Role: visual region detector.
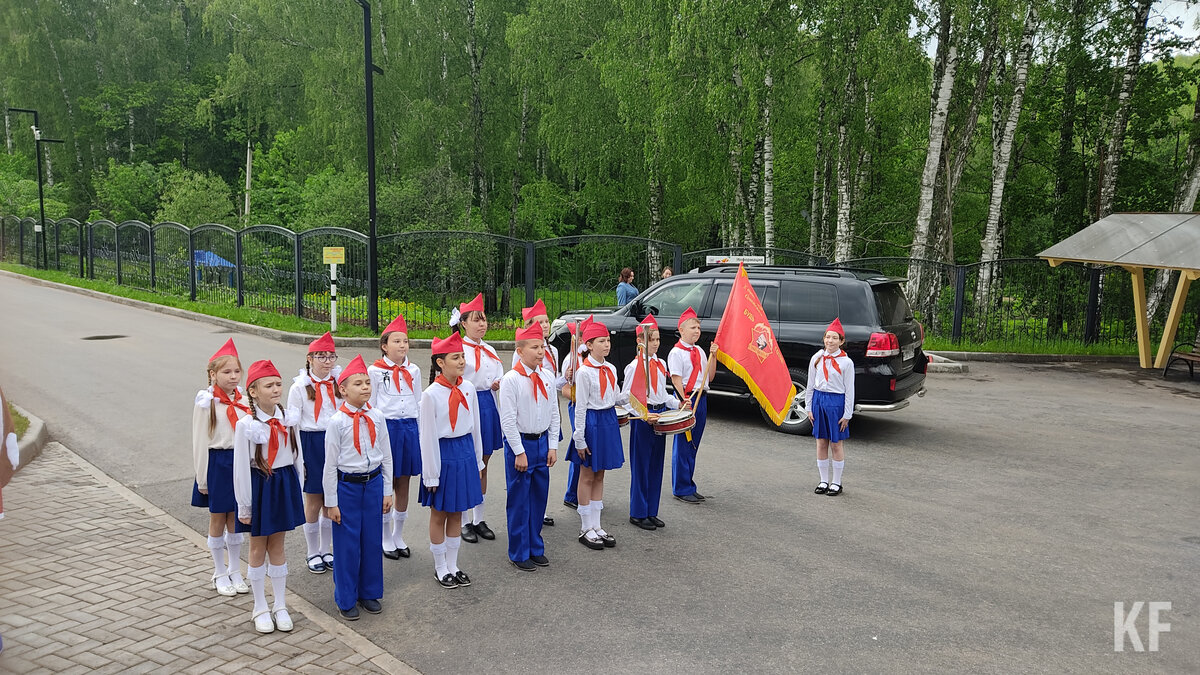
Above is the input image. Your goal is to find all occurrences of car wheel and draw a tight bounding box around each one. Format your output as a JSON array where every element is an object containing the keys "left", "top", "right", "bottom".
[{"left": 759, "top": 383, "right": 812, "bottom": 436}]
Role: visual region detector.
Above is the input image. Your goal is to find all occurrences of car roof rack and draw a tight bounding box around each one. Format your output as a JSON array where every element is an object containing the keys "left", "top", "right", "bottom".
[{"left": 693, "top": 264, "right": 887, "bottom": 280}]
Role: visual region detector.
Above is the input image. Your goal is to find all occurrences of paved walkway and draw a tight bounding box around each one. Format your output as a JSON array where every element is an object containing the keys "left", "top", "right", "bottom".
[{"left": 0, "top": 443, "right": 413, "bottom": 674}]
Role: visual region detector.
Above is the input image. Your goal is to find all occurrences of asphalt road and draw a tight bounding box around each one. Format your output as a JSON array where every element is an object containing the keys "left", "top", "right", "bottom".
[{"left": 2, "top": 273, "right": 1197, "bottom": 673}]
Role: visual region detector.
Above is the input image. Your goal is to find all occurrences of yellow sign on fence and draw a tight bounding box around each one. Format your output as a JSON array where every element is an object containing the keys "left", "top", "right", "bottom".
[{"left": 322, "top": 247, "right": 345, "bottom": 264}]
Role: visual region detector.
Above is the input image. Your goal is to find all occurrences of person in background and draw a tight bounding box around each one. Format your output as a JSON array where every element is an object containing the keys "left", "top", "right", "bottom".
[
  {"left": 617, "top": 268, "right": 639, "bottom": 306},
  {"left": 661, "top": 267, "right": 673, "bottom": 280}
]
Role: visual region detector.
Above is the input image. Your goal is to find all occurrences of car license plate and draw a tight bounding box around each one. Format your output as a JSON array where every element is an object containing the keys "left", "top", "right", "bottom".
[{"left": 902, "top": 345, "right": 915, "bottom": 361}]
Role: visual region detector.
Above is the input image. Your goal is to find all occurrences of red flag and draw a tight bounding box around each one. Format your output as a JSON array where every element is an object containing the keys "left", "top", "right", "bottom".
[
  {"left": 714, "top": 263, "right": 797, "bottom": 426},
  {"left": 628, "top": 349, "right": 650, "bottom": 419}
]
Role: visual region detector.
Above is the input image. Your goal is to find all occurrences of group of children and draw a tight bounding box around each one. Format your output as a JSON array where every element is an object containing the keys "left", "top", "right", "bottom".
[{"left": 192, "top": 291, "right": 856, "bottom": 631}]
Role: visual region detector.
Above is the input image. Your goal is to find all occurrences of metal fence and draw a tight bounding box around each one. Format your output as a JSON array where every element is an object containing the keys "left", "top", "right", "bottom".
[{"left": 2, "top": 215, "right": 1193, "bottom": 350}]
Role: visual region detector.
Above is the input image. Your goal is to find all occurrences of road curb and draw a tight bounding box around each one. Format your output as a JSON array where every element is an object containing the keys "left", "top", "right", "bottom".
[
  {"left": 9, "top": 402, "right": 48, "bottom": 473},
  {"left": 927, "top": 350, "right": 1139, "bottom": 365},
  {"left": 0, "top": 269, "right": 520, "bottom": 350},
  {"left": 926, "top": 353, "right": 968, "bottom": 374}
]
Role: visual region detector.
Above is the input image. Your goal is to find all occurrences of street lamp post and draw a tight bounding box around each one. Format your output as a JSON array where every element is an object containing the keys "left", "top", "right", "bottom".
[
  {"left": 352, "top": 0, "right": 382, "bottom": 333},
  {"left": 7, "top": 107, "right": 64, "bottom": 270}
]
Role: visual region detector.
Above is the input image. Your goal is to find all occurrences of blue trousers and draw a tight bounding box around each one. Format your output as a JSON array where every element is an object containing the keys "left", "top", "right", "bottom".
[
  {"left": 504, "top": 435, "right": 550, "bottom": 562},
  {"left": 630, "top": 405, "right": 668, "bottom": 518},
  {"left": 563, "top": 402, "right": 580, "bottom": 503},
  {"left": 332, "top": 473, "right": 384, "bottom": 611},
  {"left": 672, "top": 394, "right": 707, "bottom": 497}
]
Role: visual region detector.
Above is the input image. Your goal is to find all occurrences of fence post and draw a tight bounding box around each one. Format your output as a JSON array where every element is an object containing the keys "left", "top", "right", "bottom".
[
  {"left": 187, "top": 229, "right": 197, "bottom": 302},
  {"left": 116, "top": 228, "right": 123, "bottom": 285},
  {"left": 149, "top": 228, "right": 157, "bottom": 290},
  {"left": 78, "top": 222, "right": 84, "bottom": 277},
  {"left": 673, "top": 245, "right": 683, "bottom": 275},
  {"left": 54, "top": 220, "right": 61, "bottom": 270},
  {"left": 524, "top": 242, "right": 536, "bottom": 307},
  {"left": 951, "top": 265, "right": 966, "bottom": 344},
  {"left": 294, "top": 234, "right": 304, "bottom": 319},
  {"left": 19, "top": 220, "right": 24, "bottom": 266},
  {"left": 87, "top": 224, "right": 95, "bottom": 279},
  {"left": 235, "top": 231, "right": 244, "bottom": 307},
  {"left": 1084, "top": 266, "right": 1102, "bottom": 344}
]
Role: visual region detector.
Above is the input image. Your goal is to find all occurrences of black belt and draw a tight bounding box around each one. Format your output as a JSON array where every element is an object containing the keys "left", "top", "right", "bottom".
[
  {"left": 648, "top": 404, "right": 669, "bottom": 413},
  {"left": 338, "top": 466, "right": 382, "bottom": 483},
  {"left": 520, "top": 430, "right": 548, "bottom": 441}
]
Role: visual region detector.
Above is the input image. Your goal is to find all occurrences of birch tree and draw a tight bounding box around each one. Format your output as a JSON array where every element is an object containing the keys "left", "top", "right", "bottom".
[{"left": 1096, "top": 0, "right": 1153, "bottom": 220}]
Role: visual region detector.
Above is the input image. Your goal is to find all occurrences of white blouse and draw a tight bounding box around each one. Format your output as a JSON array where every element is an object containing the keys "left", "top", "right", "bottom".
[
  {"left": 419, "top": 379, "right": 485, "bottom": 488},
  {"left": 572, "top": 357, "right": 630, "bottom": 448},
  {"left": 367, "top": 357, "right": 422, "bottom": 420},
  {"left": 192, "top": 386, "right": 246, "bottom": 491},
  {"left": 621, "top": 355, "right": 680, "bottom": 410},
  {"left": 462, "top": 336, "right": 504, "bottom": 392},
  {"left": 233, "top": 406, "right": 303, "bottom": 520},
  {"left": 322, "top": 403, "right": 394, "bottom": 508},
  {"left": 286, "top": 368, "right": 342, "bottom": 432},
  {"left": 805, "top": 349, "right": 856, "bottom": 420},
  {"left": 498, "top": 363, "right": 561, "bottom": 454},
  {"left": 668, "top": 340, "right": 709, "bottom": 396}
]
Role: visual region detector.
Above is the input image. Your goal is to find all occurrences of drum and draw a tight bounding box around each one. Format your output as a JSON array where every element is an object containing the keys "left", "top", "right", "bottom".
[
  {"left": 616, "top": 410, "right": 631, "bottom": 428},
  {"left": 653, "top": 409, "right": 695, "bottom": 436}
]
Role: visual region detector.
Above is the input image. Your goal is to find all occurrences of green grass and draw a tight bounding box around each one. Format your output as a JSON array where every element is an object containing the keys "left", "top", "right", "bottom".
[
  {"left": 924, "top": 336, "right": 1139, "bottom": 356},
  {"left": 0, "top": 262, "right": 519, "bottom": 339},
  {"left": 8, "top": 403, "right": 28, "bottom": 440}
]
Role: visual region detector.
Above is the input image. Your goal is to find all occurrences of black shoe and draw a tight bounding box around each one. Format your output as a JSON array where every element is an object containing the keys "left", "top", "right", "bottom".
[
  {"left": 629, "top": 517, "right": 657, "bottom": 531},
  {"left": 397, "top": 547, "right": 411, "bottom": 558},
  {"left": 674, "top": 494, "right": 702, "bottom": 504},
  {"left": 454, "top": 571, "right": 472, "bottom": 586},
  {"left": 579, "top": 530, "right": 605, "bottom": 550},
  {"left": 306, "top": 555, "right": 327, "bottom": 574},
  {"left": 530, "top": 554, "right": 550, "bottom": 567},
  {"left": 543, "top": 517, "right": 555, "bottom": 527},
  {"left": 339, "top": 606, "right": 360, "bottom": 620},
  {"left": 814, "top": 481, "right": 829, "bottom": 495},
  {"left": 826, "top": 483, "right": 843, "bottom": 496},
  {"left": 598, "top": 530, "right": 616, "bottom": 547},
  {"left": 359, "top": 598, "right": 382, "bottom": 614},
  {"left": 461, "top": 523, "right": 479, "bottom": 543},
  {"left": 382, "top": 548, "right": 401, "bottom": 560},
  {"left": 437, "top": 573, "right": 459, "bottom": 589},
  {"left": 563, "top": 499, "right": 578, "bottom": 510},
  {"left": 510, "top": 559, "right": 537, "bottom": 572},
  {"left": 694, "top": 491, "right": 707, "bottom": 501},
  {"left": 648, "top": 516, "right": 665, "bottom": 528},
  {"left": 474, "top": 521, "right": 496, "bottom": 540}
]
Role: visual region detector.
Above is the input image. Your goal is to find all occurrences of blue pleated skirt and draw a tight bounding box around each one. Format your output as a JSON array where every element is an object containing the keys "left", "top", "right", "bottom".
[
  {"left": 418, "top": 434, "right": 484, "bottom": 513},
  {"left": 811, "top": 389, "right": 850, "bottom": 442},
  {"left": 237, "top": 465, "right": 306, "bottom": 537},
  {"left": 568, "top": 407, "right": 625, "bottom": 472},
  {"left": 386, "top": 417, "right": 422, "bottom": 477},
  {"left": 190, "top": 448, "right": 236, "bottom": 513},
  {"left": 299, "top": 430, "right": 327, "bottom": 495},
  {"left": 477, "top": 389, "right": 503, "bottom": 455}
]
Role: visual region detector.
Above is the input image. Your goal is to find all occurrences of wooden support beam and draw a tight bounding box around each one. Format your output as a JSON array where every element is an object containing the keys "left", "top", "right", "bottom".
[
  {"left": 1153, "top": 270, "right": 1199, "bottom": 368},
  {"left": 1129, "top": 267, "right": 1153, "bottom": 368}
]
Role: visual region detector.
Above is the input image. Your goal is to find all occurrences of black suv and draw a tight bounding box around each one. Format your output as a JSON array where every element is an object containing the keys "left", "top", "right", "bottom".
[{"left": 549, "top": 265, "right": 928, "bottom": 434}]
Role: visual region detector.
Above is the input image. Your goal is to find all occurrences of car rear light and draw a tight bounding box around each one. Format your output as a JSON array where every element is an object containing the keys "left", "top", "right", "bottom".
[
  {"left": 917, "top": 321, "right": 924, "bottom": 342},
  {"left": 866, "top": 332, "right": 900, "bottom": 357},
  {"left": 889, "top": 378, "right": 896, "bottom": 391}
]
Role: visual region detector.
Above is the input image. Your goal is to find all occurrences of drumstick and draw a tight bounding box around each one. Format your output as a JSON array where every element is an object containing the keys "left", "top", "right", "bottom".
[
  {"left": 638, "top": 340, "right": 651, "bottom": 422},
  {"left": 684, "top": 344, "right": 719, "bottom": 443},
  {"left": 565, "top": 322, "right": 579, "bottom": 402}
]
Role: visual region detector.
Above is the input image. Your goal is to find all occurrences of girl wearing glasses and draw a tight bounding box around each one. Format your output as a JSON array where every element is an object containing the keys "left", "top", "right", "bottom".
[{"left": 286, "top": 333, "right": 341, "bottom": 574}]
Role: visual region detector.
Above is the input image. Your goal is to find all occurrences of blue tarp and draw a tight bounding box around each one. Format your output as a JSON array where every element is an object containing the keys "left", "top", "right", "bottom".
[{"left": 194, "top": 250, "right": 234, "bottom": 267}]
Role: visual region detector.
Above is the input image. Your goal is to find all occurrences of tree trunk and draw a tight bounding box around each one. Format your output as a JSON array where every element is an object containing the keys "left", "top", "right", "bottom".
[
  {"left": 908, "top": 0, "right": 957, "bottom": 305},
  {"left": 1097, "top": 0, "right": 1153, "bottom": 220},
  {"left": 977, "top": 6, "right": 1038, "bottom": 311},
  {"left": 34, "top": 0, "right": 84, "bottom": 172},
  {"left": 1147, "top": 85, "right": 1200, "bottom": 318},
  {"left": 1052, "top": 0, "right": 1087, "bottom": 242},
  {"left": 502, "top": 88, "right": 529, "bottom": 314},
  {"left": 467, "top": 0, "right": 484, "bottom": 209},
  {"left": 763, "top": 68, "right": 776, "bottom": 263},
  {"left": 747, "top": 138, "right": 762, "bottom": 249},
  {"left": 821, "top": 139, "right": 835, "bottom": 259},
  {"left": 833, "top": 42, "right": 858, "bottom": 263},
  {"left": 852, "top": 88, "right": 874, "bottom": 225},
  {"left": 809, "top": 98, "right": 826, "bottom": 259},
  {"left": 728, "top": 123, "right": 749, "bottom": 249},
  {"left": 648, "top": 165, "right": 664, "bottom": 272}
]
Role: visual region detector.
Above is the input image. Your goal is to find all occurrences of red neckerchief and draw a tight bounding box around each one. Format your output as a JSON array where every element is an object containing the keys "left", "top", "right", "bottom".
[
  {"left": 464, "top": 338, "right": 501, "bottom": 371},
  {"left": 639, "top": 355, "right": 668, "bottom": 394},
  {"left": 373, "top": 358, "right": 414, "bottom": 394},
  {"left": 679, "top": 343, "right": 702, "bottom": 394},
  {"left": 213, "top": 386, "right": 250, "bottom": 429},
  {"left": 264, "top": 417, "right": 289, "bottom": 465},
  {"left": 338, "top": 404, "right": 376, "bottom": 454},
  {"left": 515, "top": 362, "right": 548, "bottom": 402},
  {"left": 311, "top": 375, "right": 336, "bottom": 423},
  {"left": 435, "top": 375, "right": 470, "bottom": 431},
  {"left": 821, "top": 350, "right": 846, "bottom": 381},
  {"left": 584, "top": 359, "right": 615, "bottom": 398}
]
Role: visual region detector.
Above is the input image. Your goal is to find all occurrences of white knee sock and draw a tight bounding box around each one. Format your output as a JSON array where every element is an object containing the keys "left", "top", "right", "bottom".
[
  {"left": 593, "top": 500, "right": 605, "bottom": 531},
  {"left": 267, "top": 563, "right": 288, "bottom": 612},
  {"left": 578, "top": 503, "right": 591, "bottom": 531},
  {"left": 381, "top": 511, "right": 395, "bottom": 551},
  {"left": 472, "top": 497, "right": 485, "bottom": 525},
  {"left": 224, "top": 532, "right": 243, "bottom": 575},
  {"left": 207, "top": 536, "right": 228, "bottom": 578},
  {"left": 445, "top": 535, "right": 462, "bottom": 574},
  {"left": 393, "top": 510, "right": 408, "bottom": 549},
  {"left": 247, "top": 564, "right": 268, "bottom": 615},
  {"left": 817, "top": 459, "right": 831, "bottom": 484},
  {"left": 431, "top": 542, "right": 449, "bottom": 578},
  {"left": 303, "top": 522, "right": 321, "bottom": 559},
  {"left": 832, "top": 460, "right": 844, "bottom": 485},
  {"left": 319, "top": 514, "right": 333, "bottom": 556}
]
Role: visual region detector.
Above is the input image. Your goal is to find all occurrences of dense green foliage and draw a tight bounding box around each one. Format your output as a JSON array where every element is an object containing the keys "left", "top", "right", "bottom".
[{"left": 1, "top": 0, "right": 1198, "bottom": 263}]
